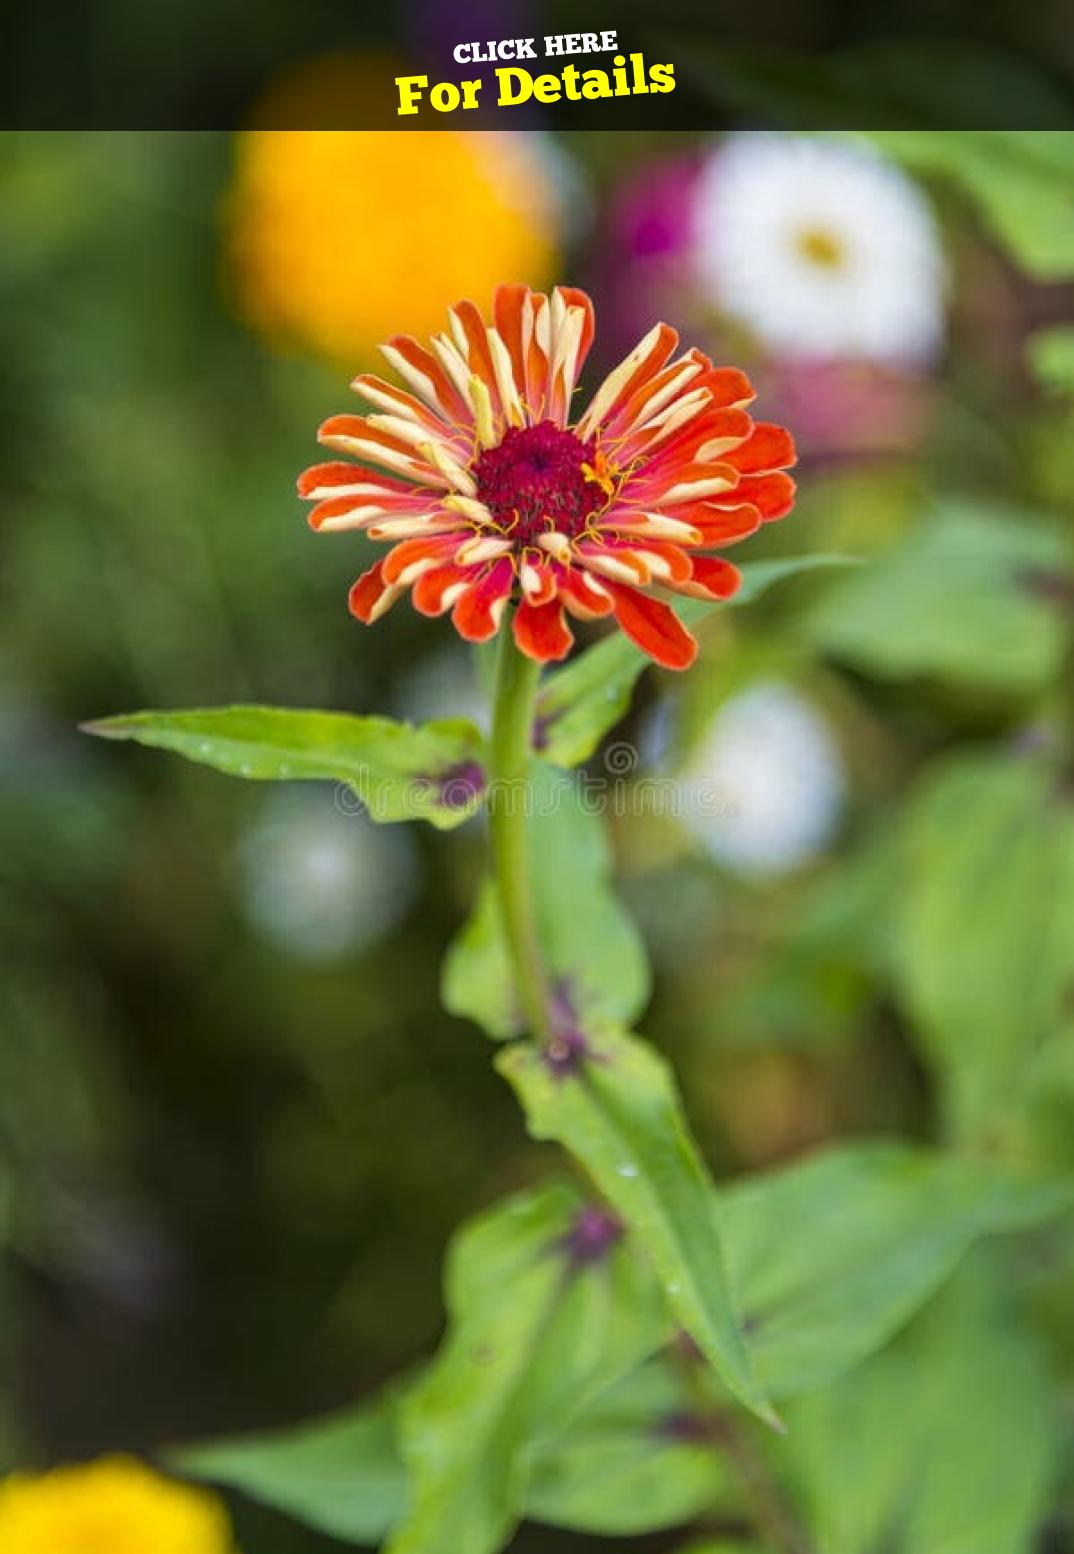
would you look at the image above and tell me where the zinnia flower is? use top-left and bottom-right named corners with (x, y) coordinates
top-left (297, 285), bottom-right (796, 669)
top-left (692, 134), bottom-right (945, 365)
top-left (0, 1458), bottom-right (237, 1554)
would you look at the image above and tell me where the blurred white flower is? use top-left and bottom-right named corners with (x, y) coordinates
top-left (680, 682), bottom-right (843, 875)
top-left (393, 647), bottom-right (489, 733)
top-left (237, 789), bottom-right (417, 961)
top-left (693, 134), bottom-right (944, 365)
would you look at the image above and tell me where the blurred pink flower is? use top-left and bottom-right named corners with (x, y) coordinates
top-left (595, 153), bottom-right (714, 361)
top-left (761, 358), bottom-right (933, 463)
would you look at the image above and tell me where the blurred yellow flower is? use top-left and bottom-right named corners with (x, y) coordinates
top-left (229, 60), bottom-right (562, 365)
top-left (0, 1457), bottom-right (237, 1554)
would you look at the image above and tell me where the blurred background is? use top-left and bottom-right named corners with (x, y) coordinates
top-left (2, 114), bottom-right (1074, 1550)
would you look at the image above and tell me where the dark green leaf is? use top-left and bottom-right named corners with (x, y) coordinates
top-left (527, 1359), bottom-right (724, 1535)
top-left (865, 131), bottom-right (1074, 279)
top-left (442, 765), bottom-right (649, 1038)
top-left (722, 1142), bottom-right (1072, 1398)
top-left (386, 1179), bottom-right (667, 1554)
top-left (892, 753), bottom-right (1074, 1139)
top-left (172, 1392), bottom-right (406, 1545)
top-left (781, 1259), bottom-right (1055, 1553)
top-left (537, 556), bottom-right (855, 768)
top-left (82, 706), bottom-right (485, 828)
top-left (676, 1544), bottom-right (772, 1554)
top-left (803, 502), bottom-right (1068, 691)
top-left (1027, 326), bottom-right (1074, 395)
top-left (498, 1029), bottom-right (777, 1429)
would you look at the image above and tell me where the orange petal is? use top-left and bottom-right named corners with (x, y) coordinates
top-left (556, 286), bottom-right (596, 374)
top-left (667, 555), bottom-right (743, 601)
top-left (450, 299), bottom-right (502, 412)
top-left (412, 562), bottom-right (474, 616)
top-left (726, 422), bottom-right (797, 474)
top-left (689, 505), bottom-right (763, 546)
top-left (559, 568), bottom-right (614, 620)
top-left (603, 582), bottom-right (698, 670)
top-left (382, 533), bottom-right (461, 585)
top-left (513, 598), bottom-right (574, 662)
top-left (695, 364), bottom-right (756, 410)
top-left (348, 561), bottom-right (403, 625)
top-left (730, 471), bottom-right (797, 520)
top-left (493, 284), bottom-right (530, 403)
top-left (451, 558), bottom-right (515, 642)
top-left (382, 335), bottom-right (470, 422)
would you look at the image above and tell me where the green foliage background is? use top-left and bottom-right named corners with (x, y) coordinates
top-left (2, 124), bottom-right (1074, 1552)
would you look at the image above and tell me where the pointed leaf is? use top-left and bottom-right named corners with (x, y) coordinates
top-left (527, 1358), bottom-right (724, 1535)
top-left (386, 1179), bottom-right (667, 1554)
top-left (782, 1260), bottom-right (1056, 1554)
top-left (865, 130), bottom-right (1074, 281)
top-left (83, 706), bottom-right (485, 828)
top-left (537, 555), bottom-right (855, 767)
top-left (721, 1142), bottom-right (1073, 1398)
top-left (498, 1029), bottom-right (776, 1429)
top-left (892, 752), bottom-right (1074, 1139)
top-left (442, 765), bottom-right (649, 1038)
top-left (803, 503), bottom-right (1067, 692)
top-left (171, 1391), bottom-right (406, 1545)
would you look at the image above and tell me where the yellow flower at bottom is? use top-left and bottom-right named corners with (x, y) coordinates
top-left (229, 60), bottom-right (561, 366)
top-left (0, 1457), bottom-right (237, 1554)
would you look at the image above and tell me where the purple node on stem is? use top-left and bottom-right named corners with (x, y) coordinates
top-left (430, 759), bottom-right (485, 810)
top-left (655, 1409), bottom-right (716, 1444)
top-left (541, 982), bottom-right (590, 1078)
top-left (561, 1204), bottom-right (623, 1268)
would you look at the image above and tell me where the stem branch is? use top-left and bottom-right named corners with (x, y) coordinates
top-left (676, 1340), bottom-right (811, 1554)
top-left (488, 622), bottom-right (554, 1044)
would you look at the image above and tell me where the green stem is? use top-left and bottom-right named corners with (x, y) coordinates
top-left (488, 620), bottom-right (554, 1044)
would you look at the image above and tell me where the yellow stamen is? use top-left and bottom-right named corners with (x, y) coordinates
top-left (794, 225), bottom-right (847, 270)
top-left (581, 449), bottom-right (618, 501)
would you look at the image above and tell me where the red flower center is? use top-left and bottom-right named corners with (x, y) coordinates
top-left (474, 421), bottom-right (610, 547)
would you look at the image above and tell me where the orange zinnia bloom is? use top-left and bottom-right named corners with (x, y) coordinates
top-left (298, 286), bottom-right (796, 669)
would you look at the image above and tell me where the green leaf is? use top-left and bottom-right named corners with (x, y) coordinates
top-left (442, 765), bottom-right (649, 1038)
top-left (527, 1357), bottom-right (725, 1535)
top-left (864, 130), bottom-right (1074, 280)
top-left (722, 1142), bottom-right (1073, 1399)
top-left (782, 1259), bottom-right (1056, 1553)
top-left (537, 555), bottom-right (855, 768)
top-left (386, 1179), bottom-right (667, 1554)
top-left (82, 706), bottom-right (485, 829)
top-left (892, 752), bottom-right (1074, 1140)
top-left (171, 1391), bottom-right (407, 1545)
top-left (174, 1146), bottom-right (1070, 1546)
top-left (1027, 326), bottom-right (1074, 395)
top-left (803, 502), bottom-right (1068, 692)
top-left (677, 1544), bottom-right (772, 1554)
top-left (498, 1029), bottom-right (777, 1429)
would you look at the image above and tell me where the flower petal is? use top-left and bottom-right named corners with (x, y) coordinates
top-left (575, 322), bottom-right (679, 439)
top-left (452, 558), bottom-right (515, 642)
top-left (725, 471), bottom-right (797, 520)
top-left (726, 422), bottom-right (798, 474)
top-left (513, 599), bottom-right (574, 662)
top-left (602, 582), bottom-right (698, 670)
top-left (348, 560), bottom-right (404, 624)
top-left (412, 563), bottom-right (475, 616)
top-left (667, 555), bottom-right (743, 601)
top-left (382, 533), bottom-right (462, 585)
top-left (558, 568), bottom-right (614, 620)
